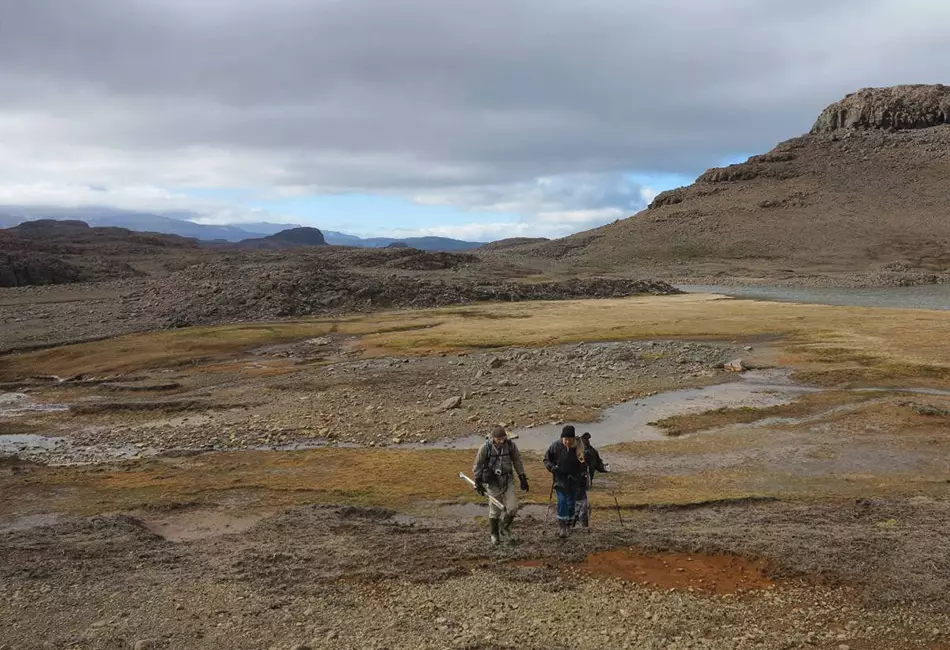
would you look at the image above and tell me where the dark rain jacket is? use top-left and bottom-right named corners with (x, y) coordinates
top-left (583, 442), bottom-right (607, 483)
top-left (543, 440), bottom-right (587, 493)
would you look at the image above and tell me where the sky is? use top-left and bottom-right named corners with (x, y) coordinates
top-left (1, 0), bottom-right (949, 241)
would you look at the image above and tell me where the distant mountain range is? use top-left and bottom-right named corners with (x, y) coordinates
top-left (0, 207), bottom-right (486, 251)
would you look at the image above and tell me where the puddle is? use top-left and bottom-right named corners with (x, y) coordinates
top-left (0, 433), bottom-right (160, 465)
top-left (0, 392), bottom-right (69, 417)
top-left (678, 284), bottom-right (950, 310)
top-left (0, 433), bottom-right (67, 451)
top-left (140, 509), bottom-right (275, 542)
top-left (410, 502), bottom-right (550, 522)
top-left (420, 370), bottom-right (819, 451)
top-left (518, 547), bottom-right (779, 595)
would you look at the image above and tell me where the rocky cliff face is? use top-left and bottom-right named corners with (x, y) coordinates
top-left (811, 84), bottom-right (950, 133)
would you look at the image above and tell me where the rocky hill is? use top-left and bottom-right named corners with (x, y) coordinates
top-left (521, 85), bottom-right (950, 281)
top-left (479, 237), bottom-right (550, 252)
top-left (239, 226), bottom-right (327, 249)
top-left (0, 220), bottom-right (201, 287)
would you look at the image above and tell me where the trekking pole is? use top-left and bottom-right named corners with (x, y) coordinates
top-left (546, 479), bottom-right (555, 519)
top-left (612, 492), bottom-right (625, 529)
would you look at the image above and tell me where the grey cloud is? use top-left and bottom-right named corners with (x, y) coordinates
top-left (0, 0), bottom-right (948, 224)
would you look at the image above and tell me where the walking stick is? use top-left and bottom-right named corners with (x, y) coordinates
top-left (612, 492), bottom-right (625, 529)
top-left (546, 478), bottom-right (555, 519)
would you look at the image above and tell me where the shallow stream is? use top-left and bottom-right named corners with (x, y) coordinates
top-left (678, 284), bottom-right (950, 310)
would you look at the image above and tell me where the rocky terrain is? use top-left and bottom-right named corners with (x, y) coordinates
top-left (2, 339), bottom-right (742, 462)
top-left (2, 498), bottom-right (949, 650)
top-left (0, 219), bottom-right (201, 287)
top-left (0, 246), bottom-right (677, 352)
top-left (4, 286), bottom-right (950, 648)
top-left (488, 85), bottom-right (950, 284)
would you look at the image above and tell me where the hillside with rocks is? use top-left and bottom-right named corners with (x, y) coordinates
top-left (0, 220), bottom-right (200, 287)
top-left (515, 85), bottom-right (950, 283)
top-left (238, 226), bottom-right (327, 249)
top-left (146, 252), bottom-right (677, 327)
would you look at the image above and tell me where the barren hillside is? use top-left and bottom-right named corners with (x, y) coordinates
top-left (519, 85), bottom-right (950, 278)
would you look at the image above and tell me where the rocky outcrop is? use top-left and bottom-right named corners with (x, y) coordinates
top-left (697, 151), bottom-right (800, 184)
top-left (0, 253), bottom-right (83, 287)
top-left (811, 84), bottom-right (950, 133)
top-left (146, 260), bottom-right (680, 326)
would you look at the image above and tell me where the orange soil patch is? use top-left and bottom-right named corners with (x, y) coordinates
top-left (521, 547), bottom-right (779, 595)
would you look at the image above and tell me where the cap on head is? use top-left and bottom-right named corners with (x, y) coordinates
top-left (561, 425), bottom-right (576, 439)
top-left (581, 432), bottom-right (591, 440)
top-left (491, 425), bottom-right (508, 439)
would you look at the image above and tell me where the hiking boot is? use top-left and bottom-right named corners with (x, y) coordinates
top-left (490, 518), bottom-right (500, 545)
top-left (558, 520), bottom-right (570, 538)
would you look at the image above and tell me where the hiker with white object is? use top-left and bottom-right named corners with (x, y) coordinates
top-left (471, 425), bottom-right (529, 544)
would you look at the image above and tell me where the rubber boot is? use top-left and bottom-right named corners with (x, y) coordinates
top-left (490, 518), bottom-right (500, 545)
top-left (501, 514), bottom-right (515, 540)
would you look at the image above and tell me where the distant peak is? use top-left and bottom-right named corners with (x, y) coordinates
top-left (811, 84), bottom-right (950, 133)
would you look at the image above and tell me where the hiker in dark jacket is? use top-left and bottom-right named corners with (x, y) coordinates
top-left (581, 432), bottom-right (608, 486)
top-left (473, 425), bottom-right (529, 545)
top-left (574, 432), bottom-right (610, 529)
top-left (543, 425), bottom-right (587, 538)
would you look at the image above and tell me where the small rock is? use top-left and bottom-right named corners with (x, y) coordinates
top-left (437, 396), bottom-right (463, 411)
top-left (724, 358), bottom-right (748, 372)
top-left (289, 645), bottom-right (311, 650)
top-left (134, 641), bottom-right (158, 650)
top-left (488, 357), bottom-right (504, 369)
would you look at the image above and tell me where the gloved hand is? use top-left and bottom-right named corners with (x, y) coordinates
top-left (474, 480), bottom-right (486, 496)
top-left (550, 464), bottom-right (559, 474)
top-left (519, 474), bottom-right (529, 491)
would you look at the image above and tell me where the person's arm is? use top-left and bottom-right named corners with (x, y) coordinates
top-left (592, 448), bottom-right (607, 473)
top-left (543, 443), bottom-right (558, 473)
top-left (472, 445), bottom-right (488, 494)
top-left (473, 444), bottom-right (487, 477)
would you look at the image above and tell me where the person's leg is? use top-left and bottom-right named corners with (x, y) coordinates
top-left (576, 491), bottom-right (590, 529)
top-left (557, 488), bottom-right (576, 537)
top-left (556, 488), bottom-right (571, 537)
top-left (500, 480), bottom-right (518, 538)
top-left (486, 484), bottom-right (504, 544)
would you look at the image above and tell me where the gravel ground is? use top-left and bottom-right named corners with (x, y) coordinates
top-left (2, 501), bottom-right (949, 650)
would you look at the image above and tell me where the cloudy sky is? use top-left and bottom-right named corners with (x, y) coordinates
top-left (1, 0), bottom-right (948, 240)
